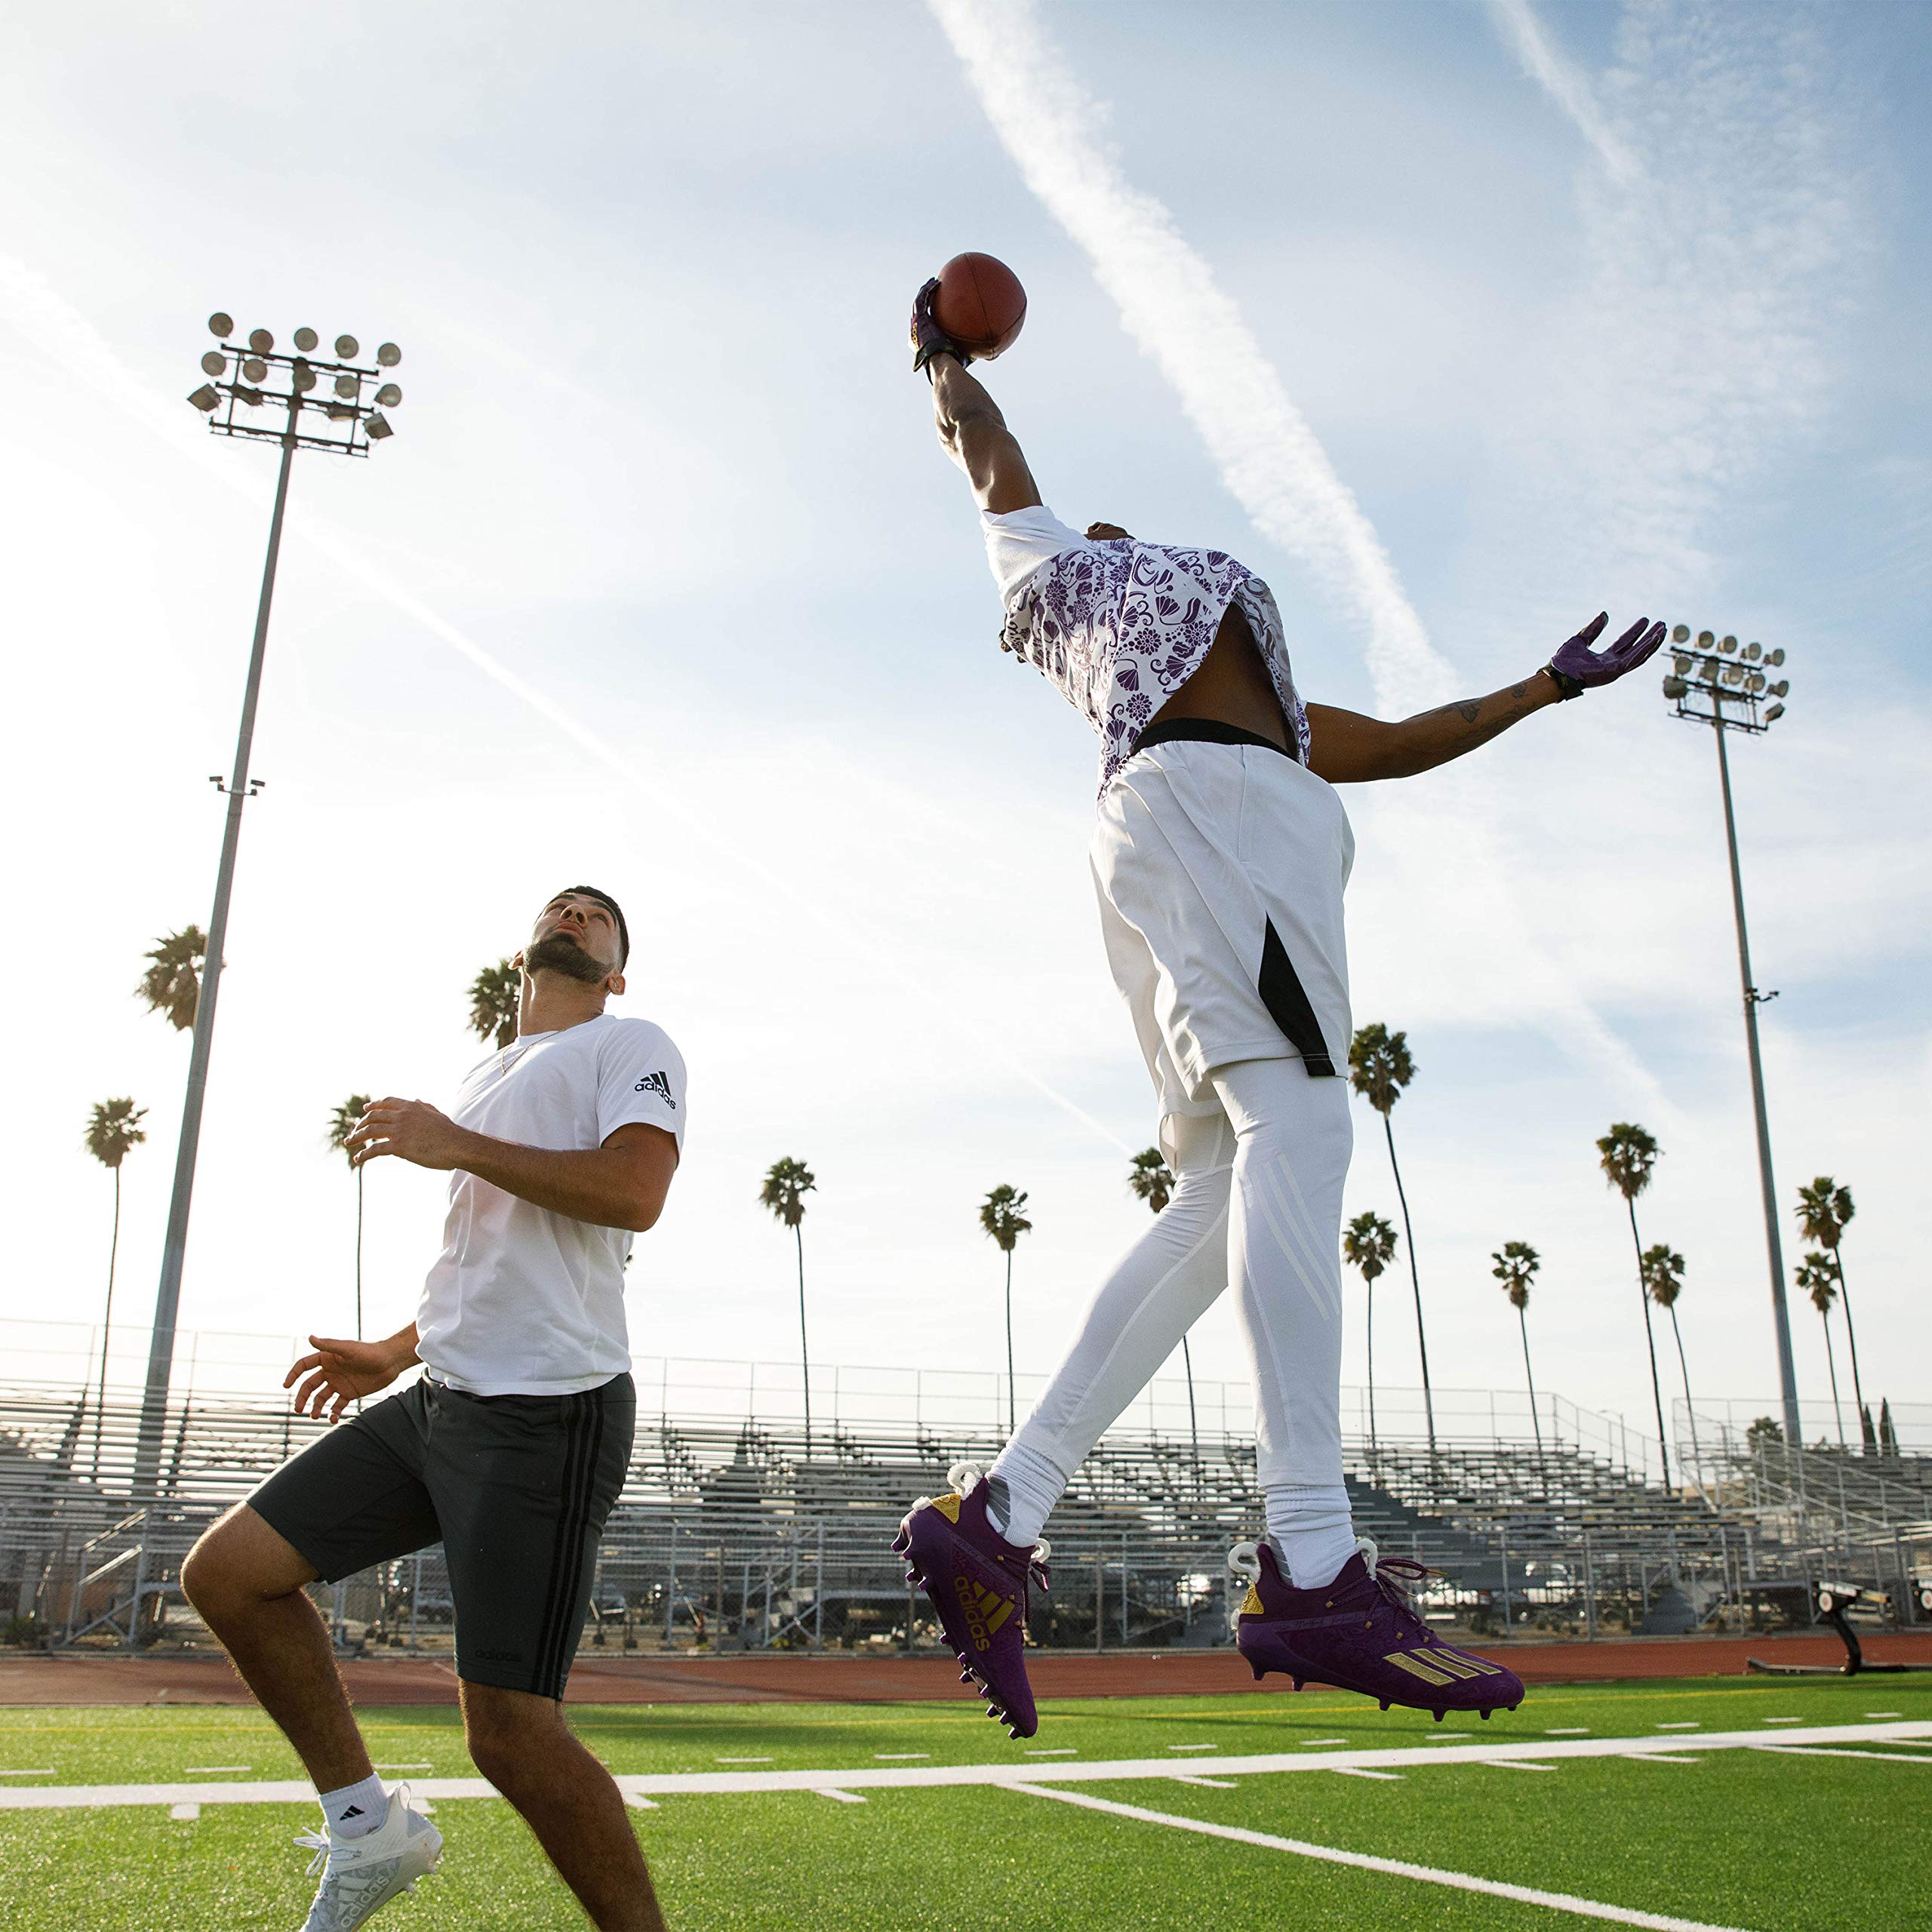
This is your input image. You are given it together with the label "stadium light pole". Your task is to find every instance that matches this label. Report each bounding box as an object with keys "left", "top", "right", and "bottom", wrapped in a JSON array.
[
  {"left": 136, "top": 315, "right": 405, "bottom": 1492},
  {"left": 1659, "top": 626, "right": 1801, "bottom": 1449}
]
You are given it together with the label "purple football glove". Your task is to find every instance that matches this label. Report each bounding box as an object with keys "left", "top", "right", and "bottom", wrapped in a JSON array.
[
  {"left": 911, "top": 276, "right": 971, "bottom": 375},
  {"left": 1546, "top": 613, "right": 1666, "bottom": 699}
]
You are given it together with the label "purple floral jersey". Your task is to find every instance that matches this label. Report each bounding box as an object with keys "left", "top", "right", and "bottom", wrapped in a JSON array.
[{"left": 998, "top": 540, "right": 1310, "bottom": 798}]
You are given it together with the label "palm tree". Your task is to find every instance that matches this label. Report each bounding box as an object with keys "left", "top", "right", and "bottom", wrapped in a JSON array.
[
  {"left": 1795, "top": 1254, "right": 1846, "bottom": 1451},
  {"left": 1597, "top": 1122, "right": 1672, "bottom": 1491},
  {"left": 468, "top": 958, "right": 520, "bottom": 1048},
  {"left": 1640, "top": 1243, "right": 1700, "bottom": 1477},
  {"left": 137, "top": 927, "right": 208, "bottom": 1032},
  {"left": 1794, "top": 1179, "right": 1866, "bottom": 1449},
  {"left": 980, "top": 1185, "right": 1033, "bottom": 1434},
  {"left": 1491, "top": 1241, "right": 1543, "bottom": 1459},
  {"left": 1349, "top": 1024, "right": 1432, "bottom": 1452},
  {"left": 1343, "top": 1211, "right": 1397, "bottom": 1451},
  {"left": 326, "top": 1096, "right": 374, "bottom": 1341},
  {"left": 83, "top": 1098, "right": 147, "bottom": 1475},
  {"left": 1129, "top": 1148, "right": 1200, "bottom": 1484},
  {"left": 759, "top": 1158, "right": 817, "bottom": 1452}
]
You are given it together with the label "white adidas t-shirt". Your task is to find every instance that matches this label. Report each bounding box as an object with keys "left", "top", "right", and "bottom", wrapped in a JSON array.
[{"left": 415, "top": 1012, "right": 687, "bottom": 1396}]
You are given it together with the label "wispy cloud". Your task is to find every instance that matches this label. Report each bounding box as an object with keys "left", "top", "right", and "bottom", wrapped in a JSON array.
[
  {"left": 928, "top": 0, "right": 1455, "bottom": 715},
  {"left": 1484, "top": 0, "right": 1639, "bottom": 182}
]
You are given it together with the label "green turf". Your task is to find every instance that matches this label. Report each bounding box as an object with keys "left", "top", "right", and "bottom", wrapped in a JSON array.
[{"left": 1, "top": 1675, "right": 1927, "bottom": 1929}]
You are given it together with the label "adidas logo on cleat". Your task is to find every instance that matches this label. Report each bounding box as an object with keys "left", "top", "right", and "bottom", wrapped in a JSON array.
[{"left": 953, "top": 1577, "right": 1015, "bottom": 1652}]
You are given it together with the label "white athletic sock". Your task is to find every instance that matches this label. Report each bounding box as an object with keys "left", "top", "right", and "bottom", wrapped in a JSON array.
[
  {"left": 983, "top": 1461, "right": 1054, "bottom": 1551},
  {"left": 1263, "top": 1486, "right": 1358, "bottom": 1589},
  {"left": 318, "top": 1773, "right": 389, "bottom": 1840}
]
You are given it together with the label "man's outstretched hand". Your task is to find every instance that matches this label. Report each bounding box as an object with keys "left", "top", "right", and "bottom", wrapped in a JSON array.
[
  {"left": 285, "top": 1331, "right": 415, "bottom": 1423},
  {"left": 344, "top": 1097, "right": 470, "bottom": 1171},
  {"left": 1546, "top": 613, "right": 1666, "bottom": 697},
  {"left": 911, "top": 276, "right": 969, "bottom": 374}
]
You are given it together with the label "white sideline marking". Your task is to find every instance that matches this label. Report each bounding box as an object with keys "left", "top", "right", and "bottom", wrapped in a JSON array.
[
  {"left": 1426, "top": 1733, "right": 1472, "bottom": 1741},
  {"left": 1166, "top": 1744, "right": 1217, "bottom": 1753},
  {"left": 1025, "top": 1748, "right": 1076, "bottom": 1756},
  {"left": 623, "top": 1793, "right": 659, "bottom": 1810},
  {"left": 715, "top": 1756, "right": 773, "bottom": 1764},
  {"left": 0, "top": 1768, "right": 55, "bottom": 1777},
  {"left": 1657, "top": 1724, "right": 1700, "bottom": 1731},
  {"left": 1007, "top": 1783, "right": 1754, "bottom": 1931},
  {"left": 170, "top": 1802, "right": 199, "bottom": 1821},
  {"left": 1303, "top": 1737, "right": 1350, "bottom": 1746},
  {"left": 1173, "top": 1775, "right": 1237, "bottom": 1789},
  {"left": 1621, "top": 1755, "right": 1700, "bottom": 1765},
  {"left": 183, "top": 1765, "right": 251, "bottom": 1774},
  {"left": 1548, "top": 1727, "right": 1590, "bottom": 1736},
  {"left": 1331, "top": 1767, "right": 1402, "bottom": 1780},
  {"left": 812, "top": 1789, "right": 866, "bottom": 1804},
  {"left": 875, "top": 1752, "right": 929, "bottom": 1760},
  {"left": 4, "top": 1722, "right": 1927, "bottom": 1811},
  {"left": 1752, "top": 1744, "right": 1932, "bottom": 1764},
  {"left": 1865, "top": 1712, "right": 1903, "bottom": 1718},
  {"left": 1487, "top": 1760, "right": 1557, "bottom": 1771},
  {"left": 373, "top": 1761, "right": 432, "bottom": 1771},
  {"left": 1761, "top": 1717, "right": 1804, "bottom": 1725}
]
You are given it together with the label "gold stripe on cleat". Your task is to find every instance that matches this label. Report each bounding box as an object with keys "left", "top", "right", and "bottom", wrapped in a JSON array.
[
  {"left": 1429, "top": 1652, "right": 1486, "bottom": 1681},
  {"left": 1386, "top": 1651, "right": 1456, "bottom": 1687}
]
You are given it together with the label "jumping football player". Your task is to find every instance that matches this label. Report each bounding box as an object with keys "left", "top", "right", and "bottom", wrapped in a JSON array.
[
  {"left": 894, "top": 279, "right": 1663, "bottom": 1737},
  {"left": 183, "top": 888, "right": 684, "bottom": 1932}
]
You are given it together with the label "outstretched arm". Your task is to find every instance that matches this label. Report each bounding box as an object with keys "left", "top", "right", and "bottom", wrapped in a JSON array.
[
  {"left": 1305, "top": 614, "right": 1665, "bottom": 784},
  {"left": 913, "top": 279, "right": 1041, "bottom": 515}
]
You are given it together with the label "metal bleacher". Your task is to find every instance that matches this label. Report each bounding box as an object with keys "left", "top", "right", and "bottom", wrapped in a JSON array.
[{"left": 3, "top": 1344, "right": 1928, "bottom": 1659}]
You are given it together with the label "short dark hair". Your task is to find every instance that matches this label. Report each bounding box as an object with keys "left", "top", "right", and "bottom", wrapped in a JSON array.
[{"left": 552, "top": 885, "right": 629, "bottom": 968}]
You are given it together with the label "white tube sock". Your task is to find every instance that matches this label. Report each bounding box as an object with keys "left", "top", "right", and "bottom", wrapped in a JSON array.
[{"left": 318, "top": 1772, "right": 389, "bottom": 1840}]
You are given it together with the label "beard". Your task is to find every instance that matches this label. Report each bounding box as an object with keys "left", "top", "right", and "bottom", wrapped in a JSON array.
[{"left": 524, "top": 931, "right": 609, "bottom": 985}]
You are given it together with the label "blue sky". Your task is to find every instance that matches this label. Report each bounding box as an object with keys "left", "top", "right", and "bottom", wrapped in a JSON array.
[{"left": 3, "top": 0, "right": 1926, "bottom": 1457}]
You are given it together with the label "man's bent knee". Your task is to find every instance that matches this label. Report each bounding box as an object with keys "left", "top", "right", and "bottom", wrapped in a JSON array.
[
  {"left": 461, "top": 1682, "right": 572, "bottom": 1788},
  {"left": 183, "top": 1504, "right": 319, "bottom": 1612}
]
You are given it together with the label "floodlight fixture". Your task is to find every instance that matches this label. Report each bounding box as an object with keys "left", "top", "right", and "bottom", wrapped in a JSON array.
[
  {"left": 150, "top": 307, "right": 414, "bottom": 1491},
  {"left": 375, "top": 382, "right": 401, "bottom": 407},
  {"left": 1658, "top": 616, "right": 1800, "bottom": 1449},
  {"left": 1769, "top": 680, "right": 1789, "bottom": 698},
  {"left": 1671, "top": 623, "right": 1690, "bottom": 643}
]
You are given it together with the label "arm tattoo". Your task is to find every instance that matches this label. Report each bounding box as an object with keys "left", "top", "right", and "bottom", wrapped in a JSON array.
[{"left": 1455, "top": 700, "right": 1481, "bottom": 724}]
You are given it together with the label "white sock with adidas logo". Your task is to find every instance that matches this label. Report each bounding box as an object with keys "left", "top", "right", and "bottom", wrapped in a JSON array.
[{"left": 318, "top": 1772, "right": 389, "bottom": 1841}]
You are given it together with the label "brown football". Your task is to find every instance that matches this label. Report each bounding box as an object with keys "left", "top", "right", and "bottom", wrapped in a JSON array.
[{"left": 933, "top": 252, "right": 1027, "bottom": 360}]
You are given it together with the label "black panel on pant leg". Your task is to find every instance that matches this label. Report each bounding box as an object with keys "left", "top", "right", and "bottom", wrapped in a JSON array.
[{"left": 1257, "top": 918, "right": 1337, "bottom": 1076}]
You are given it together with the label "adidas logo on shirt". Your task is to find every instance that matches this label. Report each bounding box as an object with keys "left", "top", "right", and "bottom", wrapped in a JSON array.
[{"left": 633, "top": 1070, "right": 676, "bottom": 1109}]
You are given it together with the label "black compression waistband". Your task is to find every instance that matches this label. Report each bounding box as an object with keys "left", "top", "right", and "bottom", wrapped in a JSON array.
[{"left": 1131, "top": 716, "right": 1296, "bottom": 758}]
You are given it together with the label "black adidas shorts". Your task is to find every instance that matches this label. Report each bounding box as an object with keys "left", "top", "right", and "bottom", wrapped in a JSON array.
[{"left": 249, "top": 1372, "right": 634, "bottom": 1700}]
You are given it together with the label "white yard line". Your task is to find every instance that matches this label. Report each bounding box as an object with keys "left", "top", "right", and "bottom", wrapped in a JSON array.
[
  {"left": 1173, "top": 1775, "right": 1238, "bottom": 1789},
  {"left": 812, "top": 1789, "right": 866, "bottom": 1804},
  {"left": 0, "top": 1768, "right": 56, "bottom": 1777},
  {"left": 1657, "top": 1724, "right": 1701, "bottom": 1731},
  {"left": 4, "top": 1722, "right": 1926, "bottom": 1812},
  {"left": 1331, "top": 1767, "right": 1403, "bottom": 1780},
  {"left": 182, "top": 1765, "right": 251, "bottom": 1774},
  {"left": 169, "top": 1802, "right": 199, "bottom": 1822},
  {"left": 1302, "top": 1737, "right": 1350, "bottom": 1746},
  {"left": 1547, "top": 1728, "right": 1590, "bottom": 1737},
  {"left": 874, "top": 1752, "right": 929, "bottom": 1761},
  {"left": 1620, "top": 1755, "right": 1701, "bottom": 1765},
  {"left": 1006, "top": 1783, "right": 1755, "bottom": 1932},
  {"left": 1751, "top": 1744, "right": 1932, "bottom": 1764},
  {"left": 623, "top": 1793, "right": 659, "bottom": 1810},
  {"left": 1166, "top": 1744, "right": 1217, "bottom": 1753},
  {"left": 1487, "top": 1761, "right": 1558, "bottom": 1771}
]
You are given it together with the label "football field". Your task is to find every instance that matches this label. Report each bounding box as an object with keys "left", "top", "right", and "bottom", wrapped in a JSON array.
[{"left": 1, "top": 1673, "right": 1927, "bottom": 1929}]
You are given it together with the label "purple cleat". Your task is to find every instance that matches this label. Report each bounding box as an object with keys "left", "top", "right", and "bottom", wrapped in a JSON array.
[
  {"left": 894, "top": 1461, "right": 1050, "bottom": 1739},
  {"left": 1233, "top": 1538, "right": 1524, "bottom": 1721}
]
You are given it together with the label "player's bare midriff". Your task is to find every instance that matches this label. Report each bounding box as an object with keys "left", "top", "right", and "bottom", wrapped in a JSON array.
[{"left": 1144, "top": 601, "right": 1291, "bottom": 749}]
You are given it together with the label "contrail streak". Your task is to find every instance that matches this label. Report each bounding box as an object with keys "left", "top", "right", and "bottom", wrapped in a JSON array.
[
  {"left": 1484, "top": 0, "right": 1640, "bottom": 182},
  {"left": 926, "top": 0, "right": 1672, "bottom": 1119},
  {"left": 0, "top": 252, "right": 1133, "bottom": 1155},
  {"left": 928, "top": 0, "right": 1454, "bottom": 715}
]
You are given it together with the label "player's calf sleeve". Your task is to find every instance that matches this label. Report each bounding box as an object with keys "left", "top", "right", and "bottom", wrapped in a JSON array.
[{"left": 1263, "top": 1484, "right": 1358, "bottom": 1590}]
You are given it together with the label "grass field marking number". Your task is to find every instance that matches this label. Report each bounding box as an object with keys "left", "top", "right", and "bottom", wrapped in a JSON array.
[{"left": 1004, "top": 1783, "right": 1757, "bottom": 1932}]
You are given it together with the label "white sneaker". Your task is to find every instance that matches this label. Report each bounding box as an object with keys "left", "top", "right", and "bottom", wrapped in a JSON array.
[{"left": 292, "top": 1785, "right": 442, "bottom": 1930}]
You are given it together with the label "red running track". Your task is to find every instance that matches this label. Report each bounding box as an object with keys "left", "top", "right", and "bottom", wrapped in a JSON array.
[{"left": 2, "top": 1631, "right": 1928, "bottom": 1706}]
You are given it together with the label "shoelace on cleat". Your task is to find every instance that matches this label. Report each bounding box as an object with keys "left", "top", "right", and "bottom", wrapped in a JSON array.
[
  {"left": 294, "top": 1826, "right": 333, "bottom": 1880},
  {"left": 912, "top": 1460, "right": 1052, "bottom": 1591},
  {"left": 1355, "top": 1537, "right": 1440, "bottom": 1643}
]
